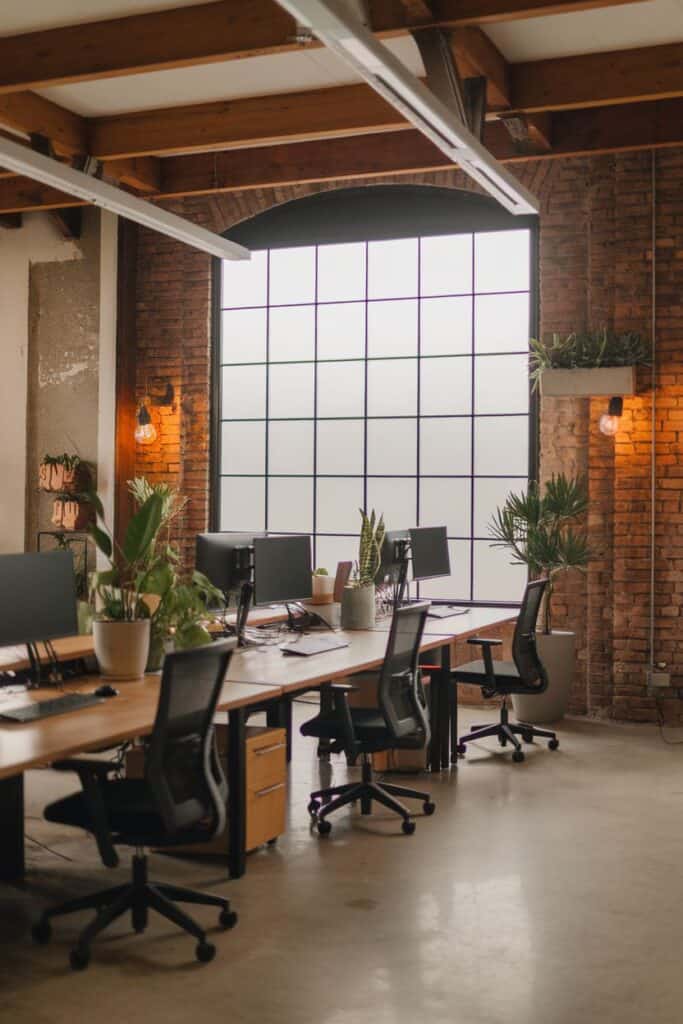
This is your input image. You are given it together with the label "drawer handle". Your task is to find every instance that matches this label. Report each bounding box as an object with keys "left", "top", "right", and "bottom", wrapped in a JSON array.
[
  {"left": 253, "top": 744, "right": 286, "bottom": 756},
  {"left": 255, "top": 783, "right": 285, "bottom": 798}
]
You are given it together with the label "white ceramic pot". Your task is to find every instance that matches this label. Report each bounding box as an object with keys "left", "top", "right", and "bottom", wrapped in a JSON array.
[
  {"left": 512, "top": 630, "right": 575, "bottom": 724},
  {"left": 311, "top": 574, "right": 335, "bottom": 605},
  {"left": 93, "top": 619, "right": 151, "bottom": 681},
  {"left": 341, "top": 584, "right": 376, "bottom": 630}
]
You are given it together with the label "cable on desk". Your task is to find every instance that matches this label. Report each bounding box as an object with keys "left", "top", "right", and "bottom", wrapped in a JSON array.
[{"left": 24, "top": 834, "right": 73, "bottom": 862}]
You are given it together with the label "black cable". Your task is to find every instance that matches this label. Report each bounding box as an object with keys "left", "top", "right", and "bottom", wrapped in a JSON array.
[
  {"left": 656, "top": 702, "right": 683, "bottom": 745},
  {"left": 24, "top": 834, "right": 73, "bottom": 862}
]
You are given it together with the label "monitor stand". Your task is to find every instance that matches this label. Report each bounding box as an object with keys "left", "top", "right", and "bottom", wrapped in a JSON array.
[{"left": 235, "top": 579, "right": 255, "bottom": 647}]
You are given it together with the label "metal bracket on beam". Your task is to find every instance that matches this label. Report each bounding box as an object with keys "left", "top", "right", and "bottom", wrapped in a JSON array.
[
  {"left": 411, "top": 28, "right": 486, "bottom": 141},
  {"left": 498, "top": 112, "right": 552, "bottom": 155}
]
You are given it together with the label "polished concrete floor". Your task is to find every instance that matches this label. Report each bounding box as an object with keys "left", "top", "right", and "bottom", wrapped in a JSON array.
[{"left": 1, "top": 703, "right": 683, "bottom": 1024}]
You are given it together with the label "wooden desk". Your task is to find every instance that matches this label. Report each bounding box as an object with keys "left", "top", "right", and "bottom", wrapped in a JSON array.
[{"left": 0, "top": 674, "right": 283, "bottom": 883}]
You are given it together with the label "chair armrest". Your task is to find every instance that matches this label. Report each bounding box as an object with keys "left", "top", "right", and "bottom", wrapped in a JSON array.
[
  {"left": 51, "top": 758, "right": 119, "bottom": 868},
  {"left": 465, "top": 638, "right": 502, "bottom": 688},
  {"left": 466, "top": 636, "right": 502, "bottom": 647},
  {"left": 329, "top": 682, "right": 358, "bottom": 693}
]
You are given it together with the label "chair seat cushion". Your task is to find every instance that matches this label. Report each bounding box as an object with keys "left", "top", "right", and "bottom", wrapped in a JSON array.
[
  {"left": 301, "top": 706, "right": 390, "bottom": 743},
  {"left": 45, "top": 778, "right": 212, "bottom": 848}
]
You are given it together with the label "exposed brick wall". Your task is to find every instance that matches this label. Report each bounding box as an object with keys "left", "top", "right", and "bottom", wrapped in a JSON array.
[{"left": 131, "top": 150, "right": 683, "bottom": 723}]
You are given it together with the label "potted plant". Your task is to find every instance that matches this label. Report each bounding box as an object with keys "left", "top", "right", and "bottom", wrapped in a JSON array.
[
  {"left": 530, "top": 328, "right": 650, "bottom": 396},
  {"left": 311, "top": 567, "right": 335, "bottom": 605},
  {"left": 126, "top": 478, "right": 223, "bottom": 670},
  {"left": 341, "top": 509, "right": 385, "bottom": 630},
  {"left": 39, "top": 453, "right": 90, "bottom": 493},
  {"left": 87, "top": 487, "right": 165, "bottom": 681},
  {"left": 488, "top": 474, "right": 592, "bottom": 722}
]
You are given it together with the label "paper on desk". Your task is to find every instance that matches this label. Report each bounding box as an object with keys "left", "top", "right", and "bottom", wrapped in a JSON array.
[{"left": 0, "top": 644, "right": 29, "bottom": 668}]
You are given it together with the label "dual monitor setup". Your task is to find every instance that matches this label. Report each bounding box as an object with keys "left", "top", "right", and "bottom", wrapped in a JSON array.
[{"left": 196, "top": 523, "right": 458, "bottom": 645}]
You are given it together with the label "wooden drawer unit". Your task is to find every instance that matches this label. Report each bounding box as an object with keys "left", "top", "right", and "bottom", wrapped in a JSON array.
[{"left": 126, "top": 724, "right": 287, "bottom": 855}]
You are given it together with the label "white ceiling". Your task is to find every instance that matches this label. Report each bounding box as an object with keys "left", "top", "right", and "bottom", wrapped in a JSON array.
[
  {"left": 0, "top": 0, "right": 210, "bottom": 36},
  {"left": 486, "top": 0, "right": 683, "bottom": 61},
  {"left": 37, "top": 36, "right": 424, "bottom": 117}
]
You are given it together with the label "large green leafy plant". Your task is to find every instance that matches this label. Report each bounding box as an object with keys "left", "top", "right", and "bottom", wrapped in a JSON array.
[
  {"left": 488, "top": 474, "right": 592, "bottom": 633},
  {"left": 88, "top": 479, "right": 222, "bottom": 666},
  {"left": 529, "top": 328, "right": 650, "bottom": 390}
]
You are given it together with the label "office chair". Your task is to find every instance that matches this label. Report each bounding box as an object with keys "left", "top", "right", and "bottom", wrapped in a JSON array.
[
  {"left": 31, "top": 641, "right": 238, "bottom": 970},
  {"left": 301, "top": 602, "right": 435, "bottom": 836},
  {"left": 454, "top": 579, "right": 560, "bottom": 763}
]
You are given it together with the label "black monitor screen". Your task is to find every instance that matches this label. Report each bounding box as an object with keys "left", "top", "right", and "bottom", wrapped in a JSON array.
[
  {"left": 410, "top": 526, "right": 450, "bottom": 582},
  {"left": 253, "top": 535, "right": 312, "bottom": 606},
  {"left": 196, "top": 533, "right": 262, "bottom": 597},
  {"left": 0, "top": 550, "right": 78, "bottom": 647}
]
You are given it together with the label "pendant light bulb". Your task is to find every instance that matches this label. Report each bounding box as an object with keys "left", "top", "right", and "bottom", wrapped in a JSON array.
[
  {"left": 135, "top": 399, "right": 157, "bottom": 445},
  {"left": 598, "top": 396, "right": 623, "bottom": 437}
]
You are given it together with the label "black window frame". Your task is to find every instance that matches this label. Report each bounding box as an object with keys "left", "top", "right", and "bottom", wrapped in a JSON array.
[{"left": 210, "top": 185, "right": 539, "bottom": 608}]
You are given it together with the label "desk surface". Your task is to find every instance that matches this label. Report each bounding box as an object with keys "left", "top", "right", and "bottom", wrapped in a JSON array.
[
  {"left": 374, "top": 606, "right": 515, "bottom": 638},
  {"left": 0, "top": 676, "right": 281, "bottom": 781}
]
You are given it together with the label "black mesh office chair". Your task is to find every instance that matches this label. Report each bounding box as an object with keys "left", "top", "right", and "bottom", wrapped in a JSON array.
[
  {"left": 454, "top": 580, "right": 560, "bottom": 763},
  {"left": 301, "top": 602, "right": 435, "bottom": 836},
  {"left": 32, "top": 641, "right": 238, "bottom": 970}
]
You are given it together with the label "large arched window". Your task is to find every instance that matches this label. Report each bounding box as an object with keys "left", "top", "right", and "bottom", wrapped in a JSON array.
[{"left": 213, "top": 186, "right": 537, "bottom": 604}]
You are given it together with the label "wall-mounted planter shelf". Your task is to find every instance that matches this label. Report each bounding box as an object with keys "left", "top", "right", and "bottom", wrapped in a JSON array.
[{"left": 540, "top": 366, "right": 636, "bottom": 397}]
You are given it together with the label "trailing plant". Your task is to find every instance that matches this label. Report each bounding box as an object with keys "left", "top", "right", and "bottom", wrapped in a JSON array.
[
  {"left": 350, "top": 509, "right": 385, "bottom": 588},
  {"left": 488, "top": 474, "right": 592, "bottom": 633},
  {"left": 529, "top": 328, "right": 650, "bottom": 390},
  {"left": 41, "top": 452, "right": 83, "bottom": 471}
]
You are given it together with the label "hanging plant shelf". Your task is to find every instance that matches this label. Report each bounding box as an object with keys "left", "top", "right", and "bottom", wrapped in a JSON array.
[{"left": 540, "top": 366, "right": 637, "bottom": 397}]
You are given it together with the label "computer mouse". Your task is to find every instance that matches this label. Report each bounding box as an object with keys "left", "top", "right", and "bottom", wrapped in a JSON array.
[{"left": 94, "top": 684, "right": 118, "bottom": 698}]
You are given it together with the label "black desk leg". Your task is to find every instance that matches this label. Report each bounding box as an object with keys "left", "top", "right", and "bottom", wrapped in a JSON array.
[
  {"left": 0, "top": 774, "right": 25, "bottom": 882},
  {"left": 450, "top": 679, "right": 459, "bottom": 765},
  {"left": 267, "top": 697, "right": 293, "bottom": 762},
  {"left": 227, "top": 709, "right": 247, "bottom": 879},
  {"left": 428, "top": 669, "right": 441, "bottom": 773},
  {"left": 438, "top": 642, "right": 452, "bottom": 770}
]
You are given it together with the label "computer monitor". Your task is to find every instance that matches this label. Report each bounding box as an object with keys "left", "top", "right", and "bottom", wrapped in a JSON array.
[
  {"left": 410, "top": 526, "right": 451, "bottom": 581},
  {"left": 0, "top": 550, "right": 78, "bottom": 647},
  {"left": 195, "top": 533, "right": 264, "bottom": 601},
  {"left": 379, "top": 529, "right": 410, "bottom": 586},
  {"left": 253, "top": 535, "right": 312, "bottom": 606}
]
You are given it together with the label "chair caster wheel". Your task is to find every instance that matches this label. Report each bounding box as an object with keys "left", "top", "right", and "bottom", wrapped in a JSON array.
[
  {"left": 69, "top": 946, "right": 90, "bottom": 971},
  {"left": 456, "top": 743, "right": 467, "bottom": 756},
  {"left": 512, "top": 750, "right": 525, "bottom": 763},
  {"left": 317, "top": 819, "right": 332, "bottom": 836},
  {"left": 308, "top": 800, "right": 320, "bottom": 816},
  {"left": 548, "top": 738, "right": 559, "bottom": 750},
  {"left": 522, "top": 731, "right": 534, "bottom": 744},
  {"left": 32, "top": 919, "right": 51, "bottom": 945},
  {"left": 401, "top": 819, "right": 416, "bottom": 835},
  {"left": 219, "top": 909, "right": 238, "bottom": 930},
  {"left": 423, "top": 801, "right": 436, "bottom": 816},
  {"left": 196, "top": 941, "right": 216, "bottom": 963}
]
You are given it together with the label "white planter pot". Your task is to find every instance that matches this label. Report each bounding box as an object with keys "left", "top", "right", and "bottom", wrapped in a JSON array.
[
  {"left": 512, "top": 630, "right": 575, "bottom": 724},
  {"left": 93, "top": 619, "right": 151, "bottom": 681},
  {"left": 310, "top": 574, "right": 335, "bottom": 605},
  {"left": 341, "top": 584, "right": 376, "bottom": 630}
]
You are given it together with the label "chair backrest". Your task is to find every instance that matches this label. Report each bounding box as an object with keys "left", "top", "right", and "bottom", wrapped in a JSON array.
[
  {"left": 145, "top": 639, "right": 235, "bottom": 837},
  {"left": 512, "top": 579, "right": 549, "bottom": 691},
  {"left": 377, "top": 602, "right": 431, "bottom": 745}
]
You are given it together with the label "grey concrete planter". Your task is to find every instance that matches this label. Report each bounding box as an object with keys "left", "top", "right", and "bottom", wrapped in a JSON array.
[
  {"left": 540, "top": 366, "right": 636, "bottom": 397},
  {"left": 512, "top": 630, "right": 575, "bottom": 724},
  {"left": 341, "top": 584, "right": 376, "bottom": 630}
]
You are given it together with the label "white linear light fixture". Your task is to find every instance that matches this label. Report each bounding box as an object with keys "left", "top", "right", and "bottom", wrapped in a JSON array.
[
  {"left": 277, "top": 0, "right": 539, "bottom": 216},
  {"left": 0, "top": 134, "right": 250, "bottom": 260}
]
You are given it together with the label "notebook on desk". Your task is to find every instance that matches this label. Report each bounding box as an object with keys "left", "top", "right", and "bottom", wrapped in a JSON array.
[
  {"left": 426, "top": 605, "right": 469, "bottom": 619},
  {"left": 280, "top": 635, "right": 350, "bottom": 657}
]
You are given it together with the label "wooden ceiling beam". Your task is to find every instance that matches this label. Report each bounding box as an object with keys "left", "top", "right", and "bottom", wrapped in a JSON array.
[
  {"left": 88, "top": 84, "right": 404, "bottom": 160},
  {"left": 0, "top": 92, "right": 86, "bottom": 156},
  {"left": 0, "top": 176, "right": 87, "bottom": 214},
  {"left": 0, "top": 0, "right": 647, "bottom": 94},
  {"left": 449, "top": 26, "right": 511, "bottom": 109},
  {"left": 510, "top": 41, "right": 683, "bottom": 113},
  {"left": 101, "top": 156, "right": 161, "bottom": 194}
]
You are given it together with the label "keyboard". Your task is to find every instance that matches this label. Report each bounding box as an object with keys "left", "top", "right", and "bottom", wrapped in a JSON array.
[
  {"left": 426, "top": 606, "right": 470, "bottom": 619},
  {"left": 0, "top": 692, "right": 104, "bottom": 723},
  {"left": 280, "top": 635, "right": 350, "bottom": 657}
]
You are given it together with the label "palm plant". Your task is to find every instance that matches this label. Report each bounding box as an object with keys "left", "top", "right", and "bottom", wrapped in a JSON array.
[{"left": 488, "top": 474, "right": 592, "bottom": 633}]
